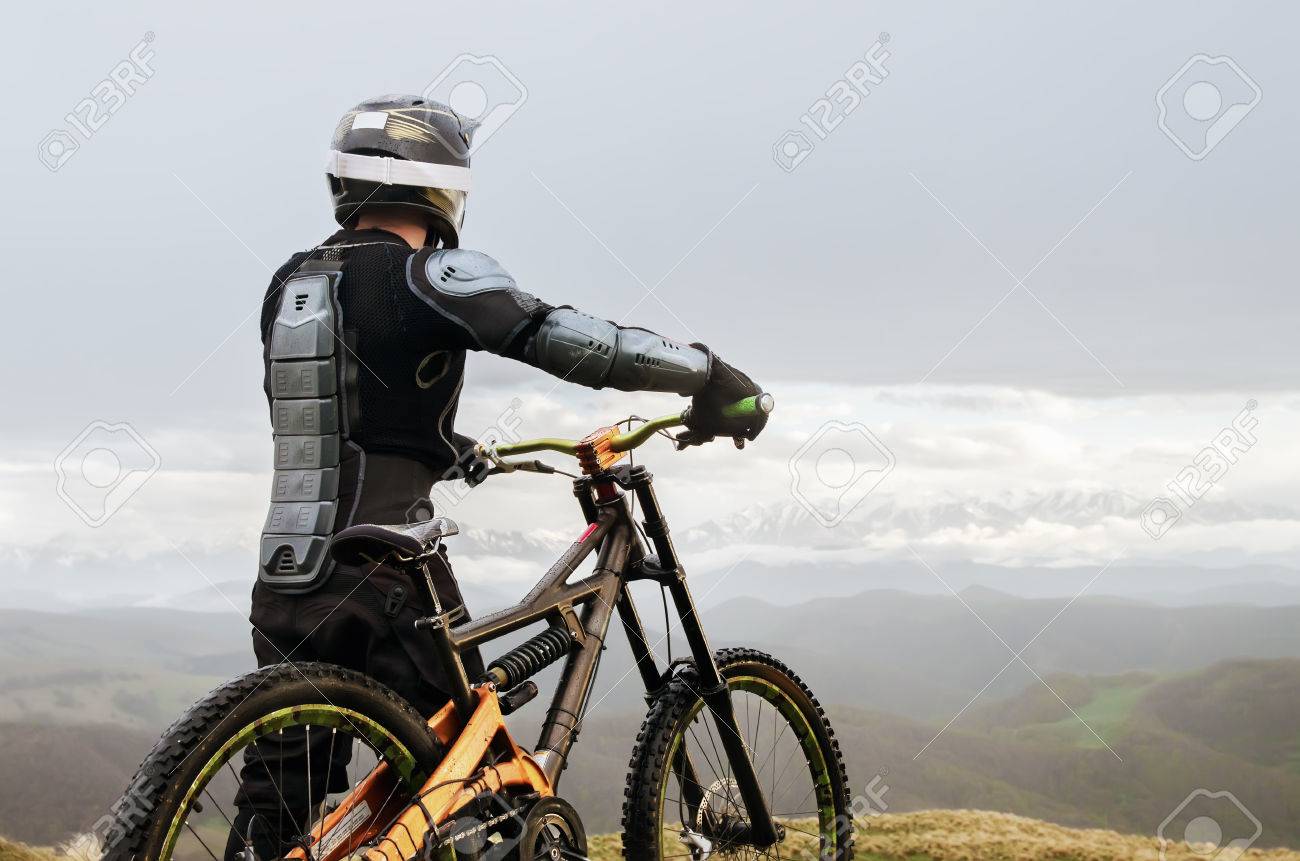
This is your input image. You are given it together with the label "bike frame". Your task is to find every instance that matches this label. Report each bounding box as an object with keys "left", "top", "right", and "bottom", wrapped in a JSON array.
[{"left": 296, "top": 463, "right": 779, "bottom": 861}]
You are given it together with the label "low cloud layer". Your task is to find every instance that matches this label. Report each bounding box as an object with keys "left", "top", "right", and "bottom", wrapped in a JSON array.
[{"left": 4, "top": 382, "right": 1296, "bottom": 611}]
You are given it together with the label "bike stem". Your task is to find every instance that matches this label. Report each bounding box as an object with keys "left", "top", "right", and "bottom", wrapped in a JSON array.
[{"left": 624, "top": 467, "right": 781, "bottom": 848}]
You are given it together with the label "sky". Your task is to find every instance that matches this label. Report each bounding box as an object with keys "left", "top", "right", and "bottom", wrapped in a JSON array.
[{"left": 1, "top": 1, "right": 1296, "bottom": 607}]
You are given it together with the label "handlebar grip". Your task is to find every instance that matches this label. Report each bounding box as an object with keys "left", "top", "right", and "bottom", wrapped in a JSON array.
[{"left": 719, "top": 393, "right": 775, "bottom": 420}]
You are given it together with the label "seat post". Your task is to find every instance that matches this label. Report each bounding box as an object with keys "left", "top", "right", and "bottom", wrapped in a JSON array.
[
  {"left": 417, "top": 556, "right": 446, "bottom": 616},
  {"left": 413, "top": 556, "right": 475, "bottom": 716}
]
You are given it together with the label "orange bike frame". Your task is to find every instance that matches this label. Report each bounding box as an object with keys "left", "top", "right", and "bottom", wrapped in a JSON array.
[
  {"left": 290, "top": 688, "right": 553, "bottom": 861},
  {"left": 291, "top": 463, "right": 779, "bottom": 857}
]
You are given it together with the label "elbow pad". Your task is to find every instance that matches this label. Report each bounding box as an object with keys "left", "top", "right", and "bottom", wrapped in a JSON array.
[{"left": 531, "top": 308, "right": 710, "bottom": 395}]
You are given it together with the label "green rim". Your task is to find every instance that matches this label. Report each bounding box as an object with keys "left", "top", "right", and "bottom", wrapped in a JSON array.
[
  {"left": 160, "top": 704, "right": 424, "bottom": 860},
  {"left": 657, "top": 674, "right": 840, "bottom": 861}
]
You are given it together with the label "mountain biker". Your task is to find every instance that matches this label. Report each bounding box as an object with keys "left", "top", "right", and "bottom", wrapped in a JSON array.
[{"left": 228, "top": 94, "right": 767, "bottom": 858}]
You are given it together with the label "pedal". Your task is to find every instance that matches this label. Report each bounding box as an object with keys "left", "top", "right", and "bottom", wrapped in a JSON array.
[{"left": 498, "top": 680, "right": 539, "bottom": 715}]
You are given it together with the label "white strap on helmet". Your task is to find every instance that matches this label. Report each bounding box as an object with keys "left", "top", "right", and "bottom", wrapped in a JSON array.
[{"left": 327, "top": 150, "right": 472, "bottom": 192}]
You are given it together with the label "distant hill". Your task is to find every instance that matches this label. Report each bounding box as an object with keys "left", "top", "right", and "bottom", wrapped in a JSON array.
[
  {"left": 4, "top": 597, "right": 1300, "bottom": 845},
  {"left": 0, "top": 722, "right": 158, "bottom": 846},
  {"left": 7, "top": 590, "right": 1300, "bottom": 731},
  {"left": 693, "top": 588, "right": 1300, "bottom": 720},
  {"left": 0, "top": 608, "right": 246, "bottom": 728},
  {"left": 556, "top": 658, "right": 1300, "bottom": 846},
  {"left": 5, "top": 657, "right": 1300, "bottom": 847},
  {"left": 1140, "top": 659, "right": 1300, "bottom": 772}
]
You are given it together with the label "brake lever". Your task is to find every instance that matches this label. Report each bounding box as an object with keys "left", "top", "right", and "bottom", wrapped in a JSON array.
[{"left": 477, "top": 446, "right": 559, "bottom": 479}]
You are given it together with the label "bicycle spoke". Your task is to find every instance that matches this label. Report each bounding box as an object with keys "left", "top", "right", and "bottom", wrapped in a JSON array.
[
  {"left": 768, "top": 704, "right": 783, "bottom": 808},
  {"left": 183, "top": 821, "right": 220, "bottom": 861},
  {"left": 313, "top": 726, "right": 339, "bottom": 846},
  {"left": 697, "top": 709, "right": 730, "bottom": 787},
  {"left": 744, "top": 693, "right": 753, "bottom": 758},
  {"left": 647, "top": 674, "right": 842, "bottom": 861},
  {"left": 277, "top": 729, "right": 286, "bottom": 840},
  {"left": 777, "top": 821, "right": 823, "bottom": 840},
  {"left": 202, "top": 785, "right": 237, "bottom": 832},
  {"left": 685, "top": 721, "right": 725, "bottom": 784},
  {"left": 253, "top": 729, "right": 304, "bottom": 840},
  {"left": 305, "top": 724, "right": 313, "bottom": 842},
  {"left": 768, "top": 737, "right": 806, "bottom": 804}
]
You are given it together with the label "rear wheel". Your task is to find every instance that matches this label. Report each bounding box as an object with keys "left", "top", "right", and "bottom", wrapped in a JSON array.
[
  {"left": 622, "top": 649, "right": 852, "bottom": 861},
  {"left": 102, "top": 662, "right": 442, "bottom": 861}
]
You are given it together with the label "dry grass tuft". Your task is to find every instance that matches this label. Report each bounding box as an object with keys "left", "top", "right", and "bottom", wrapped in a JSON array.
[
  {"left": 851, "top": 809, "right": 1300, "bottom": 860},
  {"left": 0, "top": 838, "right": 56, "bottom": 861},
  {"left": 8, "top": 810, "right": 1299, "bottom": 861},
  {"left": 586, "top": 810, "right": 1300, "bottom": 861}
]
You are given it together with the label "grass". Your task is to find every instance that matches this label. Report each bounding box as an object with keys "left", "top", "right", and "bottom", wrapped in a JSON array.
[
  {"left": 12, "top": 810, "right": 1300, "bottom": 861},
  {"left": 1039, "top": 678, "right": 1150, "bottom": 749},
  {"left": 848, "top": 810, "right": 1300, "bottom": 860},
  {"left": 586, "top": 811, "right": 1300, "bottom": 861},
  {"left": 0, "top": 838, "right": 57, "bottom": 861}
]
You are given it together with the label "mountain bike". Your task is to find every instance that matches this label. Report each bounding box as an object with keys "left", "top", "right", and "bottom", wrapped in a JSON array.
[{"left": 104, "top": 394, "right": 852, "bottom": 861}]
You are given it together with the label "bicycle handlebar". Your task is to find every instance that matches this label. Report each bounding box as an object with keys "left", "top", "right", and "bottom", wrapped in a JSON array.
[{"left": 487, "top": 393, "right": 774, "bottom": 461}]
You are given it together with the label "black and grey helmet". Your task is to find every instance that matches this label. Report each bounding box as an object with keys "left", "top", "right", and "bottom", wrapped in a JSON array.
[{"left": 327, "top": 95, "right": 474, "bottom": 248}]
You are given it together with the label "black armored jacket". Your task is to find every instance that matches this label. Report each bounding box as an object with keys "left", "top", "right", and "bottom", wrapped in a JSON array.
[{"left": 257, "top": 228, "right": 710, "bottom": 592}]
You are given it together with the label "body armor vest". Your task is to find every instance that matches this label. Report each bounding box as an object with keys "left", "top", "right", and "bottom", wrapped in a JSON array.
[{"left": 258, "top": 259, "right": 346, "bottom": 592}]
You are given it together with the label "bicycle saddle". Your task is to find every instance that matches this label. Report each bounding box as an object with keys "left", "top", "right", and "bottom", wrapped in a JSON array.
[{"left": 329, "top": 517, "right": 460, "bottom": 567}]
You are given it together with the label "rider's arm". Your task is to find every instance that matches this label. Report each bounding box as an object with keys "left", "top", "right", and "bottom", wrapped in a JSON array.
[
  {"left": 409, "top": 247, "right": 704, "bottom": 393},
  {"left": 406, "top": 247, "right": 766, "bottom": 439}
]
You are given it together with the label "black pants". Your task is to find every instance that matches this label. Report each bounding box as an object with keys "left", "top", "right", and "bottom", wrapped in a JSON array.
[{"left": 225, "top": 552, "right": 482, "bottom": 859}]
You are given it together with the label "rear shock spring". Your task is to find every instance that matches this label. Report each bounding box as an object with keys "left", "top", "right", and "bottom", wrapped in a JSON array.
[{"left": 486, "top": 625, "right": 572, "bottom": 689}]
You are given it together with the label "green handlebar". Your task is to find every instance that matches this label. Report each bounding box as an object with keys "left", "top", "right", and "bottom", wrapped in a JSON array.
[
  {"left": 608, "top": 413, "right": 684, "bottom": 452},
  {"left": 719, "top": 392, "right": 775, "bottom": 420},
  {"left": 487, "top": 393, "right": 775, "bottom": 460}
]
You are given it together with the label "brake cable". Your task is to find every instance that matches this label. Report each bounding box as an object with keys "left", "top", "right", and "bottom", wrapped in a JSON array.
[{"left": 619, "top": 416, "right": 674, "bottom": 666}]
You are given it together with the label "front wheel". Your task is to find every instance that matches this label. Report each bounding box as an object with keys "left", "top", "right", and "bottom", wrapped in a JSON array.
[
  {"left": 622, "top": 648, "right": 852, "bottom": 861},
  {"left": 102, "top": 662, "right": 443, "bottom": 861}
]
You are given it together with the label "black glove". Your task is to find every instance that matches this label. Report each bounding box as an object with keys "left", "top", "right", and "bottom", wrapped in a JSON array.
[
  {"left": 675, "top": 345, "right": 767, "bottom": 448},
  {"left": 450, "top": 433, "right": 493, "bottom": 487}
]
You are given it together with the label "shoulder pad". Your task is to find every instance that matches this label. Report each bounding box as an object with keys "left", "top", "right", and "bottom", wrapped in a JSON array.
[
  {"left": 422, "top": 248, "right": 515, "bottom": 296},
  {"left": 408, "top": 247, "right": 548, "bottom": 353}
]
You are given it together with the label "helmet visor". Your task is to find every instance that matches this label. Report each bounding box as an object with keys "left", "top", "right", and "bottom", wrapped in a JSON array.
[{"left": 424, "top": 186, "right": 466, "bottom": 231}]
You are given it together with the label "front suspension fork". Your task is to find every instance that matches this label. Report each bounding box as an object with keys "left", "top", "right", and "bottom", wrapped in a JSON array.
[{"left": 624, "top": 467, "right": 780, "bottom": 848}]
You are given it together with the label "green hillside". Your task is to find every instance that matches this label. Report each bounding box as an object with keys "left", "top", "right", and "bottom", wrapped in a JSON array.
[
  {"left": 958, "top": 658, "right": 1300, "bottom": 772},
  {"left": 4, "top": 602, "right": 1300, "bottom": 847},
  {"left": 7, "top": 595, "right": 1300, "bottom": 730},
  {"left": 1140, "top": 659, "right": 1300, "bottom": 772},
  {"left": 0, "top": 722, "right": 159, "bottom": 846},
  {"left": 562, "top": 658, "right": 1300, "bottom": 846}
]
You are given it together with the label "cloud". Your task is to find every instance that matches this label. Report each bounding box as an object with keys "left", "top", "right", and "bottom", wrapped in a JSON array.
[{"left": 3, "top": 383, "right": 1296, "bottom": 596}]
